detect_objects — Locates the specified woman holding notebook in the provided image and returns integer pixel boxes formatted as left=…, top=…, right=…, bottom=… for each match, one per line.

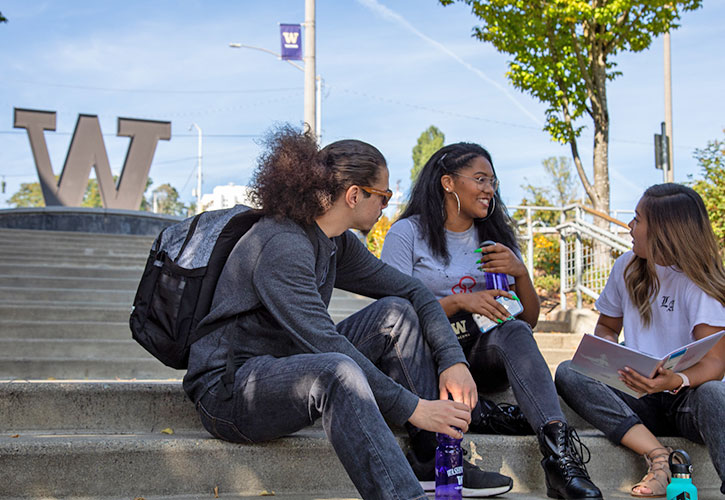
left=556, top=184, right=725, bottom=497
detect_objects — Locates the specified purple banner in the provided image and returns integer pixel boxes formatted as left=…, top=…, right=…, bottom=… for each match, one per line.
left=280, top=23, right=302, bottom=60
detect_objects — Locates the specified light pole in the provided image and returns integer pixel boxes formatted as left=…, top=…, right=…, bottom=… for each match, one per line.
left=229, top=41, right=322, bottom=143
left=304, top=0, right=316, bottom=136
left=663, top=31, right=674, bottom=183
left=189, top=123, right=202, bottom=214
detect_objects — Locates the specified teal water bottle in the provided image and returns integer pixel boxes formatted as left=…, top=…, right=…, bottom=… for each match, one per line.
left=666, top=449, right=698, bottom=500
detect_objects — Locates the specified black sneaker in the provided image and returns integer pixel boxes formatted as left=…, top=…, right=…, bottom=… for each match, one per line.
left=406, top=450, right=513, bottom=497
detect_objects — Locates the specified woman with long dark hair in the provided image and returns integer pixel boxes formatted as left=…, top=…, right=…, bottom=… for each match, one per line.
left=381, top=142, right=601, bottom=500
left=556, top=184, right=725, bottom=497
left=183, top=127, right=513, bottom=499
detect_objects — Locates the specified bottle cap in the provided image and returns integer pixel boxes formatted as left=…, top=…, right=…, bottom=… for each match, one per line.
left=668, top=449, right=693, bottom=476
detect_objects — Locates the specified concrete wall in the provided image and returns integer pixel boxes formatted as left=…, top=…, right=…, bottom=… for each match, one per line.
left=0, top=207, right=182, bottom=235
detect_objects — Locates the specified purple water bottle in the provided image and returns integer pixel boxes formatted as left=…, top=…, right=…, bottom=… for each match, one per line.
left=435, top=431, right=463, bottom=500
left=480, top=241, right=509, bottom=294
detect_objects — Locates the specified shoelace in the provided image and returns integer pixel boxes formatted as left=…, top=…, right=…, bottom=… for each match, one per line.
left=557, top=427, right=592, bottom=479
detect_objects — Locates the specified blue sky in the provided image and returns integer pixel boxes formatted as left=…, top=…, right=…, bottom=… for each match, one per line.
left=1, top=1, right=723, bottom=216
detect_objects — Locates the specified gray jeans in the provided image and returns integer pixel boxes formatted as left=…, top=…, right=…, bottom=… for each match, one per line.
left=556, top=360, right=725, bottom=487
left=195, top=296, right=435, bottom=500
left=467, top=319, right=566, bottom=430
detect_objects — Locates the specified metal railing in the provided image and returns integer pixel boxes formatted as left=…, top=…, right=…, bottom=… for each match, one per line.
left=510, top=204, right=632, bottom=311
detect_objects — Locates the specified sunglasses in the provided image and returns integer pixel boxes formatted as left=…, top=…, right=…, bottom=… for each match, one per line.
left=360, top=186, right=393, bottom=207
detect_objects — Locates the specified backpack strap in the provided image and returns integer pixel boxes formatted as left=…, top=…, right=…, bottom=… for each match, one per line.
left=175, top=213, right=203, bottom=263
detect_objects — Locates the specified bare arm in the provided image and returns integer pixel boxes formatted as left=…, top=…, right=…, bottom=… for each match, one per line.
left=594, top=313, right=622, bottom=343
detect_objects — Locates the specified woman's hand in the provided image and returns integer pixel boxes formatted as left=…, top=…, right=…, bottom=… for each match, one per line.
left=408, top=398, right=471, bottom=439
left=619, top=366, right=681, bottom=395
left=477, top=242, right=528, bottom=279
left=456, top=289, right=512, bottom=322
left=439, top=362, right=478, bottom=411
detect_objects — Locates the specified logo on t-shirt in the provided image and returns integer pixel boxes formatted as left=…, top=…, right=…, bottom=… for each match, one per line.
left=451, top=276, right=476, bottom=294
left=660, top=296, right=675, bottom=312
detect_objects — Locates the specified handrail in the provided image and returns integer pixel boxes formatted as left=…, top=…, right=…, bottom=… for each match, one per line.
left=560, top=218, right=632, bottom=252
left=578, top=205, right=630, bottom=229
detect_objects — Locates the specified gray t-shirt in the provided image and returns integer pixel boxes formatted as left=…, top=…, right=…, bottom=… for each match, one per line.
left=380, top=215, right=515, bottom=300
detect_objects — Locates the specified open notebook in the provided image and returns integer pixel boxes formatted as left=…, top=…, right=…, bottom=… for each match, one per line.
left=570, top=330, right=725, bottom=398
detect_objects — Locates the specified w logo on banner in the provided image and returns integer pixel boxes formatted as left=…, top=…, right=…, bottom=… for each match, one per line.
left=280, top=23, right=302, bottom=60
left=282, top=31, right=299, bottom=45
left=14, top=108, right=171, bottom=210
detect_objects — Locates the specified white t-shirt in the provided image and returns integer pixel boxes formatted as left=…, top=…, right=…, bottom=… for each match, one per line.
left=380, top=216, right=516, bottom=300
left=595, top=251, right=725, bottom=358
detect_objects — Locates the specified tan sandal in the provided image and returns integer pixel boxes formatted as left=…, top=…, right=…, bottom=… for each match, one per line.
left=631, top=447, right=673, bottom=498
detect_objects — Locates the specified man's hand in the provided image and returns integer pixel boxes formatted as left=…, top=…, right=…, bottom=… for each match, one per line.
left=619, top=366, right=680, bottom=395
left=439, top=362, right=477, bottom=411
left=408, top=398, right=471, bottom=439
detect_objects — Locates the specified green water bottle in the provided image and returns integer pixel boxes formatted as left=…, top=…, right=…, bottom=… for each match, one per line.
left=666, top=449, right=698, bottom=500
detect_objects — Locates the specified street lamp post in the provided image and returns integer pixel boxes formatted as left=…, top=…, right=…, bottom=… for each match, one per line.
left=304, top=0, right=316, bottom=136
left=663, top=31, right=674, bottom=183
left=189, top=123, right=202, bottom=214
left=229, top=41, right=322, bottom=143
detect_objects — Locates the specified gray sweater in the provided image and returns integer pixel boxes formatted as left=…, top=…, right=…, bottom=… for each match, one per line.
left=182, top=216, right=467, bottom=425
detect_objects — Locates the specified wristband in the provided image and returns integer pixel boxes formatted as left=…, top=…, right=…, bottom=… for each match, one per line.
left=671, top=372, right=690, bottom=394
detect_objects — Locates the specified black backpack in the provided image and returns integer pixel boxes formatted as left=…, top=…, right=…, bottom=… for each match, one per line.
left=130, top=205, right=262, bottom=369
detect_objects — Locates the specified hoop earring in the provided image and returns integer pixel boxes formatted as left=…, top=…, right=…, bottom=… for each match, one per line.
left=480, top=196, right=496, bottom=221
left=452, top=192, right=461, bottom=216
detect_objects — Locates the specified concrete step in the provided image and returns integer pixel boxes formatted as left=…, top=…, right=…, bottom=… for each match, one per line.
left=533, top=332, right=583, bottom=350
left=0, top=275, right=140, bottom=290
left=0, top=264, right=144, bottom=279
left=0, top=382, right=586, bottom=433
left=0, top=304, right=130, bottom=322
left=0, top=286, right=136, bottom=304
left=0, top=240, right=152, bottom=255
left=0, top=381, right=197, bottom=432
left=60, top=492, right=719, bottom=500
left=0, top=320, right=131, bottom=339
left=0, top=338, right=152, bottom=358
left=0, top=429, right=719, bottom=498
left=0, top=357, right=182, bottom=380
left=0, top=252, right=147, bottom=267
left=536, top=348, right=576, bottom=367
left=0, top=227, right=156, bottom=245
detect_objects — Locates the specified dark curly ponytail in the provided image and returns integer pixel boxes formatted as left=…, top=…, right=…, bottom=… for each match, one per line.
left=250, top=125, right=387, bottom=225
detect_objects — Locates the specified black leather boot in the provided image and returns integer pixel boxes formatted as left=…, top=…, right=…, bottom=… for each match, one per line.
left=537, top=421, right=603, bottom=499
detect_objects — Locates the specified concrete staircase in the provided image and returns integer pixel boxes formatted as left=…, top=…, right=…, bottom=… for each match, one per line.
left=0, top=227, right=720, bottom=499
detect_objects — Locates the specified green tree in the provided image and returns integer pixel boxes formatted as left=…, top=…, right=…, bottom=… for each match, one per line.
left=690, top=131, right=725, bottom=249
left=0, top=12, right=7, bottom=23
left=541, top=156, right=578, bottom=207
left=515, top=156, right=578, bottom=226
left=439, top=0, right=701, bottom=225
left=9, top=182, right=45, bottom=207
left=81, top=179, right=103, bottom=208
left=411, top=125, right=445, bottom=182
left=152, top=183, right=186, bottom=216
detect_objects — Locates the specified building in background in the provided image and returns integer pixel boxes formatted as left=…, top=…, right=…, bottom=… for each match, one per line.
left=199, top=184, right=257, bottom=212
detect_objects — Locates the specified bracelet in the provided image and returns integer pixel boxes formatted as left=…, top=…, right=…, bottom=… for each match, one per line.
left=671, top=372, right=691, bottom=394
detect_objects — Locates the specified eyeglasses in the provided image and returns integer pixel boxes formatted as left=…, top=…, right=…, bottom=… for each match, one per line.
left=360, top=186, right=393, bottom=207
left=453, top=172, right=499, bottom=191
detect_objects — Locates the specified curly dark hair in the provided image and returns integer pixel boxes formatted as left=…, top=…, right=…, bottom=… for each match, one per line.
left=399, top=142, right=519, bottom=264
left=250, top=125, right=387, bottom=225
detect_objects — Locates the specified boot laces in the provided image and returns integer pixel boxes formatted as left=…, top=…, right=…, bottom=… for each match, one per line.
left=558, top=427, right=592, bottom=479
